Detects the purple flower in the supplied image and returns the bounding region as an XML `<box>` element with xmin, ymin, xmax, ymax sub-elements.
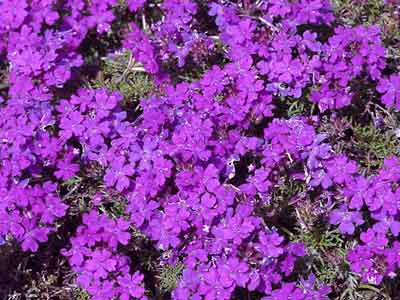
<box><xmin>118</xmin><ymin>272</ymin><xmax>145</xmax><ymax>299</ymax></box>
<box><xmin>299</xmin><ymin>274</ymin><xmax>331</xmax><ymax>300</ymax></box>
<box><xmin>21</xmin><ymin>222</ymin><xmax>50</xmax><ymax>252</ymax></box>
<box><xmin>329</xmin><ymin>205</ymin><xmax>364</xmax><ymax>234</ymax></box>
<box><xmin>60</xmin><ymin>110</ymin><xmax>85</xmax><ymax>137</ymax></box>
<box><xmin>377</xmin><ymin>74</ymin><xmax>400</xmax><ymax>109</ymax></box>
<box><xmin>127</xmin><ymin>0</ymin><xmax>146</xmax><ymax>12</ymax></box>
<box><xmin>198</xmin><ymin>266</ymin><xmax>235</xmax><ymax>300</ymax></box>
<box><xmin>372</xmin><ymin>214</ymin><xmax>400</xmax><ymax>237</ymax></box>
<box><xmin>40</xmin><ymin>194</ymin><xmax>68</xmax><ymax>224</ymax></box>
<box><xmin>343</xmin><ymin>176</ymin><xmax>369</xmax><ymax>209</ymax></box>
<box><xmin>0</xmin><ymin>0</ymin><xmax>28</xmax><ymax>29</ymax></box>
<box><xmin>104</xmin><ymin>157</ymin><xmax>135</xmax><ymax>192</ymax></box>
<box><xmin>326</xmin><ymin>155</ymin><xmax>357</xmax><ymax>185</ymax></box>
<box><xmin>386</xmin><ymin>241</ymin><xmax>400</xmax><ymax>272</ymax></box>
<box><xmin>256</xmin><ymin>231</ymin><xmax>284</xmax><ymax>258</ymax></box>
<box><xmin>360</xmin><ymin>228</ymin><xmax>388</xmax><ymax>249</ymax></box>
<box><xmin>262</xmin><ymin>283</ymin><xmax>305</xmax><ymax>300</ymax></box>
<box><xmin>221</xmin><ymin>258</ymin><xmax>249</xmax><ymax>287</ymax></box>
<box><xmin>54</xmin><ymin>152</ymin><xmax>80</xmax><ymax>180</ymax></box>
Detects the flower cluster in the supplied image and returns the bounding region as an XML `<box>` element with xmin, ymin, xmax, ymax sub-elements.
<box><xmin>1</xmin><ymin>0</ymin><xmax>400</xmax><ymax>299</ymax></box>
<box><xmin>62</xmin><ymin>212</ymin><xmax>146</xmax><ymax>299</ymax></box>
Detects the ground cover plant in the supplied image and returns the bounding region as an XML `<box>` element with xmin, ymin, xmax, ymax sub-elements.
<box><xmin>0</xmin><ymin>0</ymin><xmax>400</xmax><ymax>299</ymax></box>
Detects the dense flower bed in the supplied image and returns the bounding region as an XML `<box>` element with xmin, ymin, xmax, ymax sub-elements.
<box><xmin>0</xmin><ymin>0</ymin><xmax>400</xmax><ymax>299</ymax></box>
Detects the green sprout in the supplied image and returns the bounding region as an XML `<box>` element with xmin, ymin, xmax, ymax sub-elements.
<box><xmin>158</xmin><ymin>263</ymin><xmax>184</xmax><ymax>292</ymax></box>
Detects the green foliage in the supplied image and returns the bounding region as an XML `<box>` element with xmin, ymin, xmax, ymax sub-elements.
<box><xmin>60</xmin><ymin>175</ymin><xmax>92</xmax><ymax>215</ymax></box>
<box><xmin>299</xmin><ymin>229</ymin><xmax>345</xmax><ymax>254</ymax></box>
<box><xmin>91</xmin><ymin>51</ymin><xmax>154</xmax><ymax>105</ymax></box>
<box><xmin>293</xmin><ymin>227</ymin><xmax>348</xmax><ymax>284</ymax></box>
<box><xmin>74</xmin><ymin>289</ymin><xmax>90</xmax><ymax>300</ymax></box>
<box><xmin>288</xmin><ymin>99</ymin><xmax>313</xmax><ymax>117</ymax></box>
<box><xmin>275</xmin><ymin>93</ymin><xmax>316</xmax><ymax>118</ymax></box>
<box><xmin>158</xmin><ymin>263</ymin><xmax>184</xmax><ymax>292</ymax></box>
<box><xmin>61</xmin><ymin>176</ymin><xmax>83</xmax><ymax>190</ymax></box>
<box><xmin>332</xmin><ymin>0</ymin><xmax>385</xmax><ymax>25</ymax></box>
<box><xmin>98</xmin><ymin>192</ymin><xmax>129</xmax><ymax>219</ymax></box>
<box><xmin>319</xmin><ymin>105</ymin><xmax>400</xmax><ymax>174</ymax></box>
<box><xmin>272</xmin><ymin>175</ymin><xmax>306</xmax><ymax>203</ymax></box>
<box><xmin>261</xmin><ymin>173</ymin><xmax>308</xmax><ymax>229</ymax></box>
<box><xmin>351</xmin><ymin>121</ymin><xmax>400</xmax><ymax>171</ymax></box>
